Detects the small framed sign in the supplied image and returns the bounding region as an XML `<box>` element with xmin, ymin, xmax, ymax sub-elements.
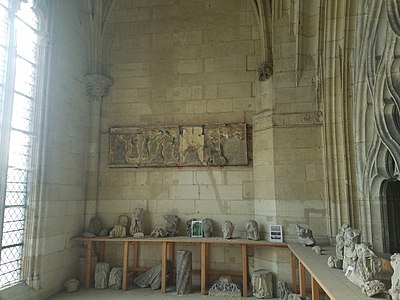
<box><xmin>191</xmin><ymin>220</ymin><xmax>203</xmax><ymax>237</ymax></box>
<box><xmin>269</xmin><ymin>224</ymin><xmax>283</xmax><ymax>243</ymax></box>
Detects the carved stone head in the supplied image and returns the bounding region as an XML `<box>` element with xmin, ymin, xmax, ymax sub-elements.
<box><xmin>246</xmin><ymin>220</ymin><xmax>260</xmax><ymax>241</ymax></box>
<box><xmin>222</xmin><ymin>220</ymin><xmax>234</xmax><ymax>239</ymax></box>
<box><xmin>202</xmin><ymin>218</ymin><xmax>213</xmax><ymax>237</ymax></box>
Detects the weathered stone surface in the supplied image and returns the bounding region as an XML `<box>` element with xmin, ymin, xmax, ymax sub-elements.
<box><xmin>251</xmin><ymin>269</ymin><xmax>273</xmax><ymax>299</ymax></box>
<box><xmin>176</xmin><ymin>250</ymin><xmax>192</xmax><ymax>295</ymax></box>
<box><xmin>295</xmin><ymin>224</ymin><xmax>315</xmax><ymax>246</ymax></box>
<box><xmin>342</xmin><ymin>227</ymin><xmax>361</xmax><ymax>271</ymax></box>
<box><xmin>151</xmin><ymin>227</ymin><xmax>168</xmax><ymax>238</ymax></box>
<box><xmin>202</xmin><ymin>218</ymin><xmax>213</xmax><ymax>237</ymax></box>
<box><xmin>360</xmin><ymin>280</ymin><xmax>385</xmax><ymax>297</ymax></box>
<box><xmin>335</xmin><ymin>224</ymin><xmax>349</xmax><ymax>260</ymax></box>
<box><xmin>108</xmin><ymin>267</ymin><xmax>122</xmax><ymax>290</ymax></box>
<box><xmin>130</xmin><ymin>208</ymin><xmax>145</xmax><ymax>236</ymax></box>
<box><xmin>87</xmin><ymin>216</ymin><xmax>102</xmax><ymax>236</ymax></box>
<box><xmin>312</xmin><ymin>245</ymin><xmax>322</xmax><ymax>255</ymax></box>
<box><xmin>64</xmin><ymin>278</ymin><xmax>79</xmax><ymax>292</ymax></box>
<box><xmin>208</xmin><ymin>276</ymin><xmax>241</xmax><ymax>297</ymax></box>
<box><xmin>109</xmin><ymin>215</ymin><xmax>129</xmax><ymax>238</ymax></box>
<box><xmin>222</xmin><ymin>220</ymin><xmax>234</xmax><ymax>239</ymax></box>
<box><xmin>390</xmin><ymin>253</ymin><xmax>400</xmax><ymax>300</ymax></box>
<box><xmin>134</xmin><ymin>262</ymin><xmax>170</xmax><ymax>290</ymax></box>
<box><xmin>246</xmin><ymin>220</ymin><xmax>260</xmax><ymax>241</ymax></box>
<box><xmin>164</xmin><ymin>214</ymin><xmax>180</xmax><ymax>237</ymax></box>
<box><xmin>94</xmin><ymin>263</ymin><xmax>111</xmax><ymax>289</ymax></box>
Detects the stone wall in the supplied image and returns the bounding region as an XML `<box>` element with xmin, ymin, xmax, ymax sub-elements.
<box><xmin>99</xmin><ymin>0</ymin><xmax>257</xmax><ymax>270</ymax></box>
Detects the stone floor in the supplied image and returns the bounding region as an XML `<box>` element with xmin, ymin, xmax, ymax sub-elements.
<box><xmin>47</xmin><ymin>287</ymin><xmax>280</xmax><ymax>300</ymax></box>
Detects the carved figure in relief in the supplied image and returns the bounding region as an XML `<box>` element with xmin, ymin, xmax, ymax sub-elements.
<box><xmin>151</xmin><ymin>227</ymin><xmax>168</xmax><ymax>238</ymax></box>
<box><xmin>295</xmin><ymin>224</ymin><xmax>316</xmax><ymax>246</ymax></box>
<box><xmin>222</xmin><ymin>220</ymin><xmax>234</xmax><ymax>239</ymax></box>
<box><xmin>251</xmin><ymin>269</ymin><xmax>273</xmax><ymax>299</ymax></box>
<box><xmin>94</xmin><ymin>263</ymin><xmax>110</xmax><ymax>289</ymax></box>
<box><xmin>335</xmin><ymin>224</ymin><xmax>349</xmax><ymax>260</ymax></box>
<box><xmin>109</xmin><ymin>215</ymin><xmax>128</xmax><ymax>238</ymax></box>
<box><xmin>202</xmin><ymin>218</ymin><xmax>213</xmax><ymax>237</ymax></box>
<box><xmin>130</xmin><ymin>208</ymin><xmax>145</xmax><ymax>237</ymax></box>
<box><xmin>163</xmin><ymin>214</ymin><xmax>180</xmax><ymax>237</ymax></box>
<box><xmin>389</xmin><ymin>253</ymin><xmax>400</xmax><ymax>300</ymax></box>
<box><xmin>246</xmin><ymin>220</ymin><xmax>260</xmax><ymax>241</ymax></box>
<box><xmin>361</xmin><ymin>280</ymin><xmax>385</xmax><ymax>297</ymax></box>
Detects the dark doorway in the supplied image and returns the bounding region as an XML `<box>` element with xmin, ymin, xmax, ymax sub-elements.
<box><xmin>381</xmin><ymin>180</ymin><xmax>400</xmax><ymax>253</ymax></box>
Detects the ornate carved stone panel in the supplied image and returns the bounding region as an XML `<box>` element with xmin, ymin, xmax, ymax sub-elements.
<box><xmin>109</xmin><ymin>123</ymin><xmax>248</xmax><ymax>167</ymax></box>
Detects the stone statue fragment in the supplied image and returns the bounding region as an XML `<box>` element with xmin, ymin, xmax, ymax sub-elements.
<box><xmin>295</xmin><ymin>224</ymin><xmax>316</xmax><ymax>246</ymax></box>
<box><xmin>312</xmin><ymin>245</ymin><xmax>322</xmax><ymax>255</ymax></box>
<box><xmin>64</xmin><ymin>278</ymin><xmax>79</xmax><ymax>292</ymax></box>
<box><xmin>251</xmin><ymin>269</ymin><xmax>273</xmax><ymax>299</ymax></box>
<box><xmin>208</xmin><ymin>276</ymin><xmax>241</xmax><ymax>297</ymax></box>
<box><xmin>108</xmin><ymin>267</ymin><xmax>122</xmax><ymax>290</ymax></box>
<box><xmin>390</xmin><ymin>253</ymin><xmax>400</xmax><ymax>300</ymax></box>
<box><xmin>335</xmin><ymin>224</ymin><xmax>349</xmax><ymax>260</ymax></box>
<box><xmin>109</xmin><ymin>215</ymin><xmax>129</xmax><ymax>238</ymax></box>
<box><xmin>151</xmin><ymin>227</ymin><xmax>168</xmax><ymax>238</ymax></box>
<box><xmin>163</xmin><ymin>214</ymin><xmax>180</xmax><ymax>237</ymax></box>
<box><xmin>134</xmin><ymin>262</ymin><xmax>171</xmax><ymax>290</ymax></box>
<box><xmin>87</xmin><ymin>216</ymin><xmax>102</xmax><ymax>236</ymax></box>
<box><xmin>246</xmin><ymin>220</ymin><xmax>260</xmax><ymax>241</ymax></box>
<box><xmin>345</xmin><ymin>243</ymin><xmax>382</xmax><ymax>288</ymax></box>
<box><xmin>176</xmin><ymin>250</ymin><xmax>192</xmax><ymax>295</ymax></box>
<box><xmin>278</xmin><ymin>281</ymin><xmax>301</xmax><ymax>300</ymax></box>
<box><xmin>222</xmin><ymin>220</ymin><xmax>234</xmax><ymax>239</ymax></box>
<box><xmin>342</xmin><ymin>227</ymin><xmax>361</xmax><ymax>271</ymax></box>
<box><xmin>361</xmin><ymin>280</ymin><xmax>385</xmax><ymax>297</ymax></box>
<box><xmin>202</xmin><ymin>218</ymin><xmax>213</xmax><ymax>237</ymax></box>
<box><xmin>327</xmin><ymin>256</ymin><xmax>342</xmax><ymax>269</ymax></box>
<box><xmin>130</xmin><ymin>208</ymin><xmax>145</xmax><ymax>238</ymax></box>
<box><xmin>94</xmin><ymin>262</ymin><xmax>111</xmax><ymax>289</ymax></box>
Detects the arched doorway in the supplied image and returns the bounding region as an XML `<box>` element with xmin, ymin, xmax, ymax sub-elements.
<box><xmin>381</xmin><ymin>179</ymin><xmax>400</xmax><ymax>253</ymax></box>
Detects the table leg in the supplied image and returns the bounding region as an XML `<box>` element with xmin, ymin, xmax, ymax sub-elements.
<box><xmin>85</xmin><ymin>240</ymin><xmax>93</xmax><ymax>288</ymax></box>
<box><xmin>299</xmin><ymin>261</ymin><xmax>306</xmax><ymax>299</ymax></box>
<box><xmin>242</xmin><ymin>244</ymin><xmax>248</xmax><ymax>297</ymax></box>
<box><xmin>98</xmin><ymin>241</ymin><xmax>105</xmax><ymax>262</ymax></box>
<box><xmin>122</xmin><ymin>241</ymin><xmax>129</xmax><ymax>291</ymax></box>
<box><xmin>311</xmin><ymin>277</ymin><xmax>320</xmax><ymax>300</ymax></box>
<box><xmin>201</xmin><ymin>242</ymin><xmax>208</xmax><ymax>295</ymax></box>
<box><xmin>133</xmin><ymin>241</ymin><xmax>139</xmax><ymax>276</ymax></box>
<box><xmin>161</xmin><ymin>242</ymin><xmax>168</xmax><ymax>293</ymax></box>
<box><xmin>291</xmin><ymin>252</ymin><xmax>298</xmax><ymax>293</ymax></box>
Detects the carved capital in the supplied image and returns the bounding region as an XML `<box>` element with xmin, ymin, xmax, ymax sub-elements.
<box><xmin>84</xmin><ymin>73</ymin><xmax>113</xmax><ymax>101</ymax></box>
<box><xmin>258</xmin><ymin>62</ymin><xmax>273</xmax><ymax>81</ymax></box>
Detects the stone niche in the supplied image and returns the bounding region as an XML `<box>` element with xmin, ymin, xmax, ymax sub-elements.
<box><xmin>108</xmin><ymin>123</ymin><xmax>248</xmax><ymax>167</ymax></box>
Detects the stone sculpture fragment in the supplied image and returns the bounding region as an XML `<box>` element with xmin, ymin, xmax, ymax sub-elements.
<box><xmin>295</xmin><ymin>224</ymin><xmax>316</xmax><ymax>246</ymax></box>
<box><xmin>108</xmin><ymin>267</ymin><xmax>122</xmax><ymax>290</ymax></box>
<box><xmin>222</xmin><ymin>220</ymin><xmax>234</xmax><ymax>239</ymax></box>
<box><xmin>176</xmin><ymin>250</ymin><xmax>192</xmax><ymax>295</ymax></box>
<box><xmin>390</xmin><ymin>253</ymin><xmax>400</xmax><ymax>300</ymax></box>
<box><xmin>151</xmin><ymin>227</ymin><xmax>167</xmax><ymax>238</ymax></box>
<box><xmin>208</xmin><ymin>275</ymin><xmax>241</xmax><ymax>297</ymax></box>
<box><xmin>109</xmin><ymin>215</ymin><xmax>129</xmax><ymax>238</ymax></box>
<box><xmin>202</xmin><ymin>218</ymin><xmax>213</xmax><ymax>237</ymax></box>
<box><xmin>134</xmin><ymin>262</ymin><xmax>171</xmax><ymax>290</ymax></box>
<box><xmin>64</xmin><ymin>278</ymin><xmax>79</xmax><ymax>292</ymax></box>
<box><xmin>163</xmin><ymin>214</ymin><xmax>180</xmax><ymax>237</ymax></box>
<box><xmin>361</xmin><ymin>280</ymin><xmax>385</xmax><ymax>297</ymax></box>
<box><xmin>342</xmin><ymin>227</ymin><xmax>361</xmax><ymax>271</ymax></box>
<box><xmin>130</xmin><ymin>208</ymin><xmax>145</xmax><ymax>238</ymax></box>
<box><xmin>94</xmin><ymin>262</ymin><xmax>111</xmax><ymax>289</ymax></box>
<box><xmin>251</xmin><ymin>269</ymin><xmax>273</xmax><ymax>299</ymax></box>
<box><xmin>246</xmin><ymin>220</ymin><xmax>260</xmax><ymax>241</ymax></box>
<box><xmin>335</xmin><ymin>224</ymin><xmax>349</xmax><ymax>260</ymax></box>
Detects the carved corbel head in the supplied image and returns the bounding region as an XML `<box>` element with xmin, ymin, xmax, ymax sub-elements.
<box><xmin>258</xmin><ymin>62</ymin><xmax>273</xmax><ymax>81</ymax></box>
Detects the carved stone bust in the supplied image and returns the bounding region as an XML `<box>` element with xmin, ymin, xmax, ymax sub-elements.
<box><xmin>246</xmin><ymin>220</ymin><xmax>260</xmax><ymax>241</ymax></box>
<box><xmin>222</xmin><ymin>220</ymin><xmax>234</xmax><ymax>239</ymax></box>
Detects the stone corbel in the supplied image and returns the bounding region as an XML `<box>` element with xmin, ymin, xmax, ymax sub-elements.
<box><xmin>84</xmin><ymin>73</ymin><xmax>113</xmax><ymax>101</ymax></box>
<box><xmin>258</xmin><ymin>62</ymin><xmax>273</xmax><ymax>81</ymax></box>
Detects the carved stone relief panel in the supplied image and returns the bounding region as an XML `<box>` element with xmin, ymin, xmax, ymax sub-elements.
<box><xmin>109</xmin><ymin>123</ymin><xmax>248</xmax><ymax>167</ymax></box>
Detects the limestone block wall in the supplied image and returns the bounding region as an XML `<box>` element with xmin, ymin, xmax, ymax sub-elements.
<box><xmin>99</xmin><ymin>0</ymin><xmax>257</xmax><ymax>270</ymax></box>
<box><xmin>33</xmin><ymin>0</ymin><xmax>90</xmax><ymax>297</ymax></box>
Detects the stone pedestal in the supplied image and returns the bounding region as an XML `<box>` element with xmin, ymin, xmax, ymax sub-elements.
<box><xmin>94</xmin><ymin>262</ymin><xmax>111</xmax><ymax>289</ymax></box>
<box><xmin>251</xmin><ymin>269</ymin><xmax>273</xmax><ymax>299</ymax></box>
<box><xmin>176</xmin><ymin>250</ymin><xmax>192</xmax><ymax>295</ymax></box>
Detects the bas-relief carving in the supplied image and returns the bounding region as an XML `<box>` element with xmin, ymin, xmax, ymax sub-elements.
<box><xmin>251</xmin><ymin>270</ymin><xmax>273</xmax><ymax>299</ymax></box>
<box><xmin>108</xmin><ymin>123</ymin><xmax>248</xmax><ymax>167</ymax></box>
<box><xmin>94</xmin><ymin>263</ymin><xmax>110</xmax><ymax>289</ymax></box>
<box><xmin>246</xmin><ymin>220</ymin><xmax>260</xmax><ymax>241</ymax></box>
<box><xmin>108</xmin><ymin>267</ymin><xmax>122</xmax><ymax>290</ymax></box>
<box><xmin>272</xmin><ymin>112</ymin><xmax>323</xmax><ymax>128</ymax></box>
<box><xmin>130</xmin><ymin>208</ymin><xmax>145</xmax><ymax>238</ymax></box>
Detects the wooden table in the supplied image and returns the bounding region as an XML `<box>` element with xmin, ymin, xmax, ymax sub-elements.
<box><xmin>288</xmin><ymin>243</ymin><xmax>389</xmax><ymax>300</ymax></box>
<box><xmin>72</xmin><ymin>236</ymin><xmax>286</xmax><ymax>296</ymax></box>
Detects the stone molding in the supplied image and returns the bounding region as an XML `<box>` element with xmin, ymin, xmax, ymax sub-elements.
<box><xmin>272</xmin><ymin>111</ymin><xmax>323</xmax><ymax>128</ymax></box>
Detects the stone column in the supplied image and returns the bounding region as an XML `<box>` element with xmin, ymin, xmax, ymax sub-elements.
<box><xmin>176</xmin><ymin>250</ymin><xmax>192</xmax><ymax>295</ymax></box>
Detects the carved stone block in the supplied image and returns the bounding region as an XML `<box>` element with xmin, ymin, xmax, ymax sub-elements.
<box><xmin>176</xmin><ymin>250</ymin><xmax>192</xmax><ymax>295</ymax></box>
<box><xmin>94</xmin><ymin>262</ymin><xmax>111</xmax><ymax>289</ymax></box>
<box><xmin>208</xmin><ymin>276</ymin><xmax>241</xmax><ymax>297</ymax></box>
<box><xmin>390</xmin><ymin>253</ymin><xmax>400</xmax><ymax>300</ymax></box>
<box><xmin>251</xmin><ymin>269</ymin><xmax>273</xmax><ymax>299</ymax></box>
<box><xmin>108</xmin><ymin>267</ymin><xmax>122</xmax><ymax>290</ymax></box>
